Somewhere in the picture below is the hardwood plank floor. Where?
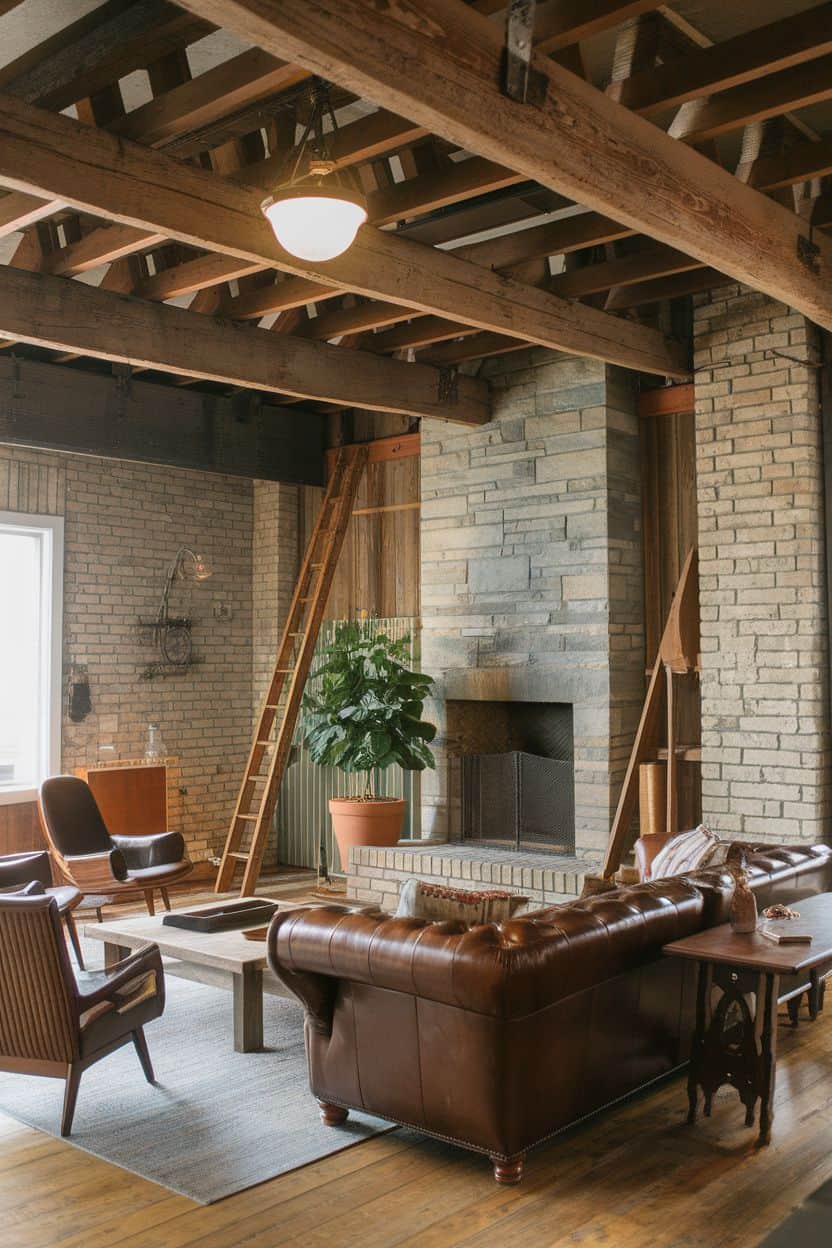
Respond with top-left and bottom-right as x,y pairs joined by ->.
3,878 -> 831,1248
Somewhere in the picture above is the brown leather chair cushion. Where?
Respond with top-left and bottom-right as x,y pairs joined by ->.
40,776 -> 115,857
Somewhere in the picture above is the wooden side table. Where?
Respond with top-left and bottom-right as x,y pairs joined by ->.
664,893 -> 832,1145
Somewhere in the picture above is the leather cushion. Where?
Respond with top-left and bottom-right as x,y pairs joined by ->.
112,831 -> 187,870
39,776 -> 114,856
46,885 -> 82,912
127,860 -> 192,884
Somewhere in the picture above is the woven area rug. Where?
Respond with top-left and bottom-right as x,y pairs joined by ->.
0,973 -> 389,1204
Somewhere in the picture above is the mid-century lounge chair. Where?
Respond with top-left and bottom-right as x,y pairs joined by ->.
0,888 -> 165,1135
39,775 -> 192,917
0,849 -> 85,967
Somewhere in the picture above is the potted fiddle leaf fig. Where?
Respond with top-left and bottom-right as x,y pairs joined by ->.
301,622 -> 436,867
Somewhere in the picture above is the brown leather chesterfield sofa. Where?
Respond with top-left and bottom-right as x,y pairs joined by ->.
268,844 -> 832,1184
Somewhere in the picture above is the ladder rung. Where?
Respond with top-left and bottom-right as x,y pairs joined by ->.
228,851 -> 249,861
236,814 -> 258,822
275,667 -> 294,673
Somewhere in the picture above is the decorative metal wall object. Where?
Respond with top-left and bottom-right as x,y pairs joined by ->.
138,546 -> 213,679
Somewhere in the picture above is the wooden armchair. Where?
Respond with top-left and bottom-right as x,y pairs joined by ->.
0,850 -> 85,967
39,775 -> 192,916
0,889 -> 165,1135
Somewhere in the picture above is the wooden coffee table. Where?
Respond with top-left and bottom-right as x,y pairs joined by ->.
83,898 -> 302,1053
664,892 -> 832,1145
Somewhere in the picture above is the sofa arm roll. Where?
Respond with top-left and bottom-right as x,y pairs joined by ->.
267,881 -> 707,1021
112,831 -> 187,869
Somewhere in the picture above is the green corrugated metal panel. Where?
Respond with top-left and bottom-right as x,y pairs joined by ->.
277,617 -> 422,873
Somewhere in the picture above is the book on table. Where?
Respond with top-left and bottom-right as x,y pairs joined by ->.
758,923 -> 813,946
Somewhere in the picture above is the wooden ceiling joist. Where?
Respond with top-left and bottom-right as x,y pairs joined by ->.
111,48 -> 309,148
610,2 -> 832,116
0,265 -> 490,424
0,93 -> 686,377
0,0 -> 212,112
669,52 -> 832,145
532,0 -> 658,54
0,190 -> 61,238
194,0 -> 832,333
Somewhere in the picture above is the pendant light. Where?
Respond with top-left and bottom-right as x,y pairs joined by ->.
261,80 -> 368,262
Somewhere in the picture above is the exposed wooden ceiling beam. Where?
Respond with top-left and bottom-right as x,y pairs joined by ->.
112,48 -> 309,148
196,0 -> 832,332
610,3 -> 832,116
368,316 -> 476,353
420,331 -> 521,365
296,300 -> 415,340
0,0 -> 212,112
0,190 -> 63,238
453,211 -> 635,269
669,53 -> 832,145
534,0 -> 659,54
369,156 -> 522,226
36,107 -> 433,299
0,355 -> 325,484
604,266 -> 727,310
550,242 -> 700,299
0,94 -> 684,377
0,265 -> 489,424
740,136 -> 832,193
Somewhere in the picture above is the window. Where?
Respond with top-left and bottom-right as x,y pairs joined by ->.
0,512 -> 63,803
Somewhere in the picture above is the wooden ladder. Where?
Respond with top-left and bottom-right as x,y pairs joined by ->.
599,546 -> 700,882
215,444 -> 369,895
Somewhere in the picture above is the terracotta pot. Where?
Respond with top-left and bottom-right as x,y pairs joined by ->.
329,796 -> 406,870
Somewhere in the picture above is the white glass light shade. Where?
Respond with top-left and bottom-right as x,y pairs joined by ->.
262,190 -> 368,262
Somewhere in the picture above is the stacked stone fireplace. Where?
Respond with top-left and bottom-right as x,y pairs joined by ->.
347,350 -> 646,909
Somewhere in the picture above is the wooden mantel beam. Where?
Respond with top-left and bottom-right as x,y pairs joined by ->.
0,266 -> 491,425
0,93 -> 686,378
184,0 -> 832,333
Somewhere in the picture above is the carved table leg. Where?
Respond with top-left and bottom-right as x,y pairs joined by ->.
318,1101 -> 349,1126
490,1154 -> 525,1185
758,972 -> 779,1147
687,960 -> 708,1125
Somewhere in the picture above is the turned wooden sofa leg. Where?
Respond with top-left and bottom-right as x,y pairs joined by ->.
490,1154 -> 525,1185
318,1100 -> 349,1126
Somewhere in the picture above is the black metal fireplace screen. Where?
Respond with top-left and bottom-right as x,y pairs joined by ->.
460,751 -> 575,853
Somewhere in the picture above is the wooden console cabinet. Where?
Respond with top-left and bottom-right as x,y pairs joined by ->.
73,760 -> 174,838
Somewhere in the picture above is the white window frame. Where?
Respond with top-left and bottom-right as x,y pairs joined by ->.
0,511 -> 63,805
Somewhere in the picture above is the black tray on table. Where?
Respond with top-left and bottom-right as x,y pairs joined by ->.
162,898 -> 279,933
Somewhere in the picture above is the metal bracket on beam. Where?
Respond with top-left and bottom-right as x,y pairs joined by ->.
797,231 -> 821,275
503,0 -> 547,106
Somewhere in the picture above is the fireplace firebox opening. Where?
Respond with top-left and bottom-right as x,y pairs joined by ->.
445,700 -> 575,854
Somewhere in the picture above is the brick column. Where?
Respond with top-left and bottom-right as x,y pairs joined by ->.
694,284 -> 831,843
